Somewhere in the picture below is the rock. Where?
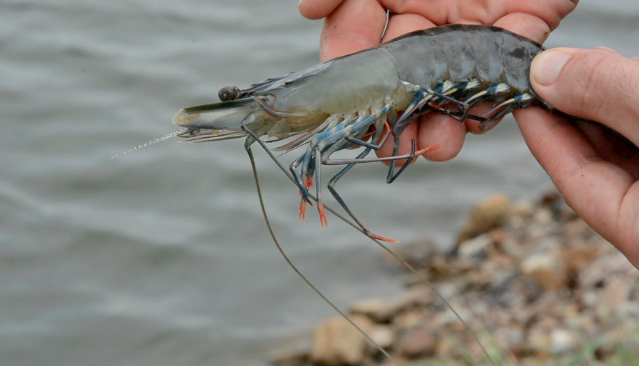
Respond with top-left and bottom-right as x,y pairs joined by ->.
433,300 -> 471,328
457,233 -> 493,260
512,199 -> 535,218
494,324 -> 525,349
457,194 -> 511,243
540,190 -> 562,206
561,244 -> 600,278
521,251 -> 568,292
310,315 -> 374,366
527,208 -> 559,238
579,251 -> 639,290
349,299 -> 385,321
433,332 -> 469,360
563,218 -> 596,241
351,285 -> 433,323
550,329 -> 578,354
499,236 -> 526,259
381,239 -> 436,269
369,325 -> 396,350
396,325 -> 439,359
489,227 -> 507,246
532,207 -> 554,226
392,307 -> 429,330
270,349 -> 310,366
599,276 -> 632,310
527,321 -> 551,352
577,249 -> 639,312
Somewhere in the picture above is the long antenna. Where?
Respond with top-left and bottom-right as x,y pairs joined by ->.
247,146 -> 404,366
111,129 -> 187,159
241,125 -> 497,366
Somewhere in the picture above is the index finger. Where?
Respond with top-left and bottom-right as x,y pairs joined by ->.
493,13 -> 552,43
299,0 -> 344,19
316,0 -> 388,61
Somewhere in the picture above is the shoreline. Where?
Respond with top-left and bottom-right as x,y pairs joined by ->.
271,191 -> 639,366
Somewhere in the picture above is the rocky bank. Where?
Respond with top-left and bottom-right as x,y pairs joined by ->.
271,191 -> 639,366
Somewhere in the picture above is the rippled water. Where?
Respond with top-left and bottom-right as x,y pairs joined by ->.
2,1 -> 638,365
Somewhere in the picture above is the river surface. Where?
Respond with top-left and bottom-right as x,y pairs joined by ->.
2,1 -> 638,365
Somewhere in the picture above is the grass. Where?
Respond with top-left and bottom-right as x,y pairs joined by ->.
403,325 -> 639,366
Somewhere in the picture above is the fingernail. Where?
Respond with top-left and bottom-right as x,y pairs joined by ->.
531,50 -> 573,86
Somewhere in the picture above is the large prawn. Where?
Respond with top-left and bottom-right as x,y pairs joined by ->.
172,24 -> 556,243
170,24 -> 565,366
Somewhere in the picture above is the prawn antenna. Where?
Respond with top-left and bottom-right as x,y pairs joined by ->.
111,129 -> 187,159
247,146 -> 404,366
241,125 -> 498,366
381,8 -> 391,40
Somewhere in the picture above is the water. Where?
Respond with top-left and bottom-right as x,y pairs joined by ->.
2,1 -> 638,365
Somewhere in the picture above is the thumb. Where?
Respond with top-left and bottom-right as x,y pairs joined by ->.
530,47 -> 639,144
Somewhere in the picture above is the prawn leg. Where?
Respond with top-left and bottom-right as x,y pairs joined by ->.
289,152 -> 314,220
479,92 -> 535,130
326,148 -> 401,242
312,104 -> 399,240
308,107 -> 389,230
385,81 -> 473,184
385,82 -> 515,183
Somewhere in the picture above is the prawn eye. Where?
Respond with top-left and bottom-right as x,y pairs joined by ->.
218,86 -> 241,101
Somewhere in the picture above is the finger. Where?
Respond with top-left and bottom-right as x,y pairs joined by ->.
493,13 -> 552,43
516,107 -> 639,265
299,0 -> 345,19
380,13 -> 435,42
594,46 -> 620,55
501,0 -> 578,31
416,113 -> 467,161
379,0 -> 576,30
319,0 -> 387,61
530,48 -> 639,147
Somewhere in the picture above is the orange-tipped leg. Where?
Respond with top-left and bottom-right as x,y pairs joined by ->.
318,202 -> 329,228
415,143 -> 441,156
304,176 -> 314,189
368,233 -> 400,243
298,176 -> 315,221
299,199 -> 307,220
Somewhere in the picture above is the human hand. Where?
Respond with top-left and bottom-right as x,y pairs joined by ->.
515,48 -> 639,268
299,0 -> 578,161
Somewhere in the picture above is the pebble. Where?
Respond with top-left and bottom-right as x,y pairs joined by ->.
550,329 -> 578,354
599,276 -> 632,310
457,194 -> 511,243
521,251 -> 568,292
457,233 -> 493,260
396,325 -> 438,359
310,315 -> 374,366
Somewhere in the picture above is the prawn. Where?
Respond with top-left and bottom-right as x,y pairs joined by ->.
170,24 -> 567,366
172,24 -> 556,243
